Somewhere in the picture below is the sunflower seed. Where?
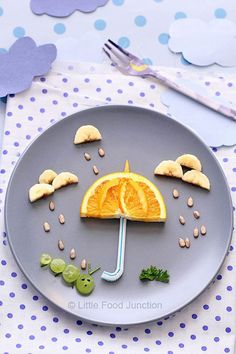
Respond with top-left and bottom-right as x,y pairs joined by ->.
93,165 -> 99,175
193,210 -> 200,219
185,238 -> 190,248
98,148 -> 105,157
178,238 -> 186,248
43,222 -> 50,232
179,215 -> 185,225
49,201 -> 55,211
193,227 -> 199,238
201,225 -> 207,235
58,214 -> 65,224
58,240 -> 64,251
81,259 -> 87,270
172,189 -> 179,199
70,248 -> 76,260
84,152 -> 91,161
187,196 -> 194,207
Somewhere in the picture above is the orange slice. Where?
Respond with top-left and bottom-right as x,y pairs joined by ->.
80,169 -> 166,222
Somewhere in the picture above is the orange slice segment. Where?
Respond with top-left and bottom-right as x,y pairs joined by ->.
120,179 -> 148,220
138,181 -> 163,221
99,178 -> 122,218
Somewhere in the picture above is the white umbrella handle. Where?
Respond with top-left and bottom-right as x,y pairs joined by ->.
101,217 -> 127,282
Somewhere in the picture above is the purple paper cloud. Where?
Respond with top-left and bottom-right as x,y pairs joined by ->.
30,0 -> 109,17
0,37 -> 57,97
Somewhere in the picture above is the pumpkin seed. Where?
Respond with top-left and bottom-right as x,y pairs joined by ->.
98,148 -> 105,157
193,227 -> 199,238
172,189 -> 179,199
81,259 -> 87,270
187,196 -> 194,207
93,165 -> 99,175
193,210 -> 200,219
58,240 -> 65,251
43,222 -> 50,232
178,238 -> 186,248
49,201 -> 55,211
179,216 -> 185,225
84,152 -> 91,161
58,214 -> 65,224
201,225 -> 207,235
70,248 -> 76,260
185,238 -> 190,248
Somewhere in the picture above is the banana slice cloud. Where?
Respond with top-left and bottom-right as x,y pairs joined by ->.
29,170 -> 78,202
154,153 -> 210,190
74,125 -> 102,144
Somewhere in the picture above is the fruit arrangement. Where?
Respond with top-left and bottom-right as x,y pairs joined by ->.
29,124 -> 211,294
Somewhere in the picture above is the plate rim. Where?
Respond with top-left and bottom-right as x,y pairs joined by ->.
4,104 -> 234,326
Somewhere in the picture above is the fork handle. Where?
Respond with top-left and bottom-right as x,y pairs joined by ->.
149,71 -> 236,121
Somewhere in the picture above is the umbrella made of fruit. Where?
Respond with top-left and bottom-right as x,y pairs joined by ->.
80,161 -> 167,282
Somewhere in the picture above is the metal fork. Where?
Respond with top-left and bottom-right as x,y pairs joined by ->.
103,39 -> 236,121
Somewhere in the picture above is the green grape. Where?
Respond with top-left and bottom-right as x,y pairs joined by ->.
76,274 -> 95,296
62,264 -> 80,284
40,253 -> 52,267
50,258 -> 66,274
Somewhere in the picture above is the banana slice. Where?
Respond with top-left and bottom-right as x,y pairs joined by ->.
154,160 -> 183,178
176,154 -> 202,172
52,172 -> 78,190
29,183 -> 54,202
182,170 -> 210,190
74,125 -> 102,144
39,169 -> 57,184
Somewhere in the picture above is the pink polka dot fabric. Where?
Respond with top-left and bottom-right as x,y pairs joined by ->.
0,62 -> 235,353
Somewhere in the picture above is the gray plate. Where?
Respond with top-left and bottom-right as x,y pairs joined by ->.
5,105 -> 233,326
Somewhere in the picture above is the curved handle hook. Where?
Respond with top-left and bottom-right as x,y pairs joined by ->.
101,218 -> 127,282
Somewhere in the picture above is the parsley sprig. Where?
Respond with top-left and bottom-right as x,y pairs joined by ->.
139,266 -> 170,283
